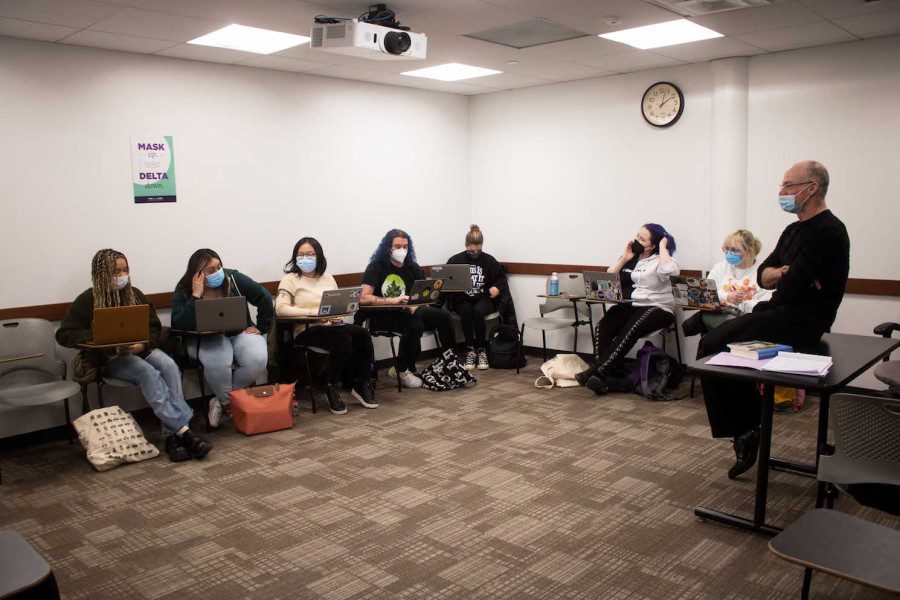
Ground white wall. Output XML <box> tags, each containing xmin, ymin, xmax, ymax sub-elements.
<box><xmin>471</xmin><ymin>36</ymin><xmax>900</xmax><ymax>384</ymax></box>
<box><xmin>0</xmin><ymin>35</ymin><xmax>471</xmax><ymax>309</ymax></box>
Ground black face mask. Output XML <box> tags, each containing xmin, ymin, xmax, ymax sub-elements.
<box><xmin>630</xmin><ymin>240</ymin><xmax>646</xmax><ymax>256</ymax></box>
<box><xmin>466</xmin><ymin>250</ymin><xmax>480</xmax><ymax>259</ymax></box>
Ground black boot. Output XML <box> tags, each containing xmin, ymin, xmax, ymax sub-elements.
<box><xmin>165</xmin><ymin>435</ymin><xmax>192</xmax><ymax>462</ymax></box>
<box><xmin>177</xmin><ymin>429</ymin><xmax>213</xmax><ymax>460</ymax></box>
<box><xmin>574</xmin><ymin>367</ymin><xmax>598</xmax><ymax>387</ymax></box>
<box><xmin>728</xmin><ymin>428</ymin><xmax>760</xmax><ymax>479</ymax></box>
<box><xmin>586</xmin><ymin>375</ymin><xmax>609</xmax><ymax>396</ymax></box>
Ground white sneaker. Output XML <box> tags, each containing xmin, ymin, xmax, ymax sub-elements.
<box><xmin>398</xmin><ymin>370</ymin><xmax>423</xmax><ymax>388</ymax></box>
<box><xmin>208</xmin><ymin>398</ymin><xmax>223</xmax><ymax>429</ymax></box>
<box><xmin>477</xmin><ymin>349</ymin><xmax>489</xmax><ymax>370</ymax></box>
<box><xmin>463</xmin><ymin>349</ymin><xmax>477</xmax><ymax>371</ymax></box>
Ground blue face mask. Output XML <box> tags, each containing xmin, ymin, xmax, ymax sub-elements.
<box><xmin>206</xmin><ymin>268</ymin><xmax>225</xmax><ymax>288</ymax></box>
<box><xmin>296</xmin><ymin>256</ymin><xmax>317</xmax><ymax>274</ymax></box>
<box><xmin>725</xmin><ymin>251</ymin><xmax>742</xmax><ymax>266</ymax></box>
<box><xmin>779</xmin><ymin>183</ymin><xmax>812</xmax><ymax>214</ymax></box>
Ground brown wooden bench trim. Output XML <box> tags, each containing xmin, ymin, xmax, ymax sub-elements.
<box><xmin>1</xmin><ymin>267</ymin><xmax>896</xmax><ymax>322</ymax></box>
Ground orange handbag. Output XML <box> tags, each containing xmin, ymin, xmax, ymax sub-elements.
<box><xmin>228</xmin><ymin>383</ymin><xmax>295</xmax><ymax>435</ymax></box>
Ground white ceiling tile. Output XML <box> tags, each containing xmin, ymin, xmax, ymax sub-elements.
<box><xmin>578</xmin><ymin>51</ymin><xmax>684</xmax><ymax>73</ymax></box>
<box><xmin>89</xmin><ymin>8</ymin><xmax>227</xmax><ymax>42</ymax></box>
<box><xmin>832</xmin><ymin>8</ymin><xmax>900</xmax><ymax>38</ymax></box>
<box><xmin>734</xmin><ymin>20</ymin><xmax>856</xmax><ymax>51</ymax></box>
<box><xmin>234</xmin><ymin>54</ymin><xmax>334</xmax><ymax>72</ymax></box>
<box><xmin>312</xmin><ymin>64</ymin><xmax>490</xmax><ymax>93</ymax></box>
<box><xmin>304</xmin><ymin>0</ymin><xmax>441</xmax><ymax>18</ymax></box>
<box><xmin>403</xmin><ymin>0</ymin><xmax>536</xmax><ymax>35</ymax></box>
<box><xmin>483</xmin><ymin>0</ymin><xmax>681</xmax><ymax>35</ymax></box>
<box><xmin>795</xmin><ymin>0</ymin><xmax>900</xmax><ymax>20</ymax></box>
<box><xmin>462</xmin><ymin>71</ymin><xmax>551</xmax><ymax>89</ymax></box>
<box><xmin>518</xmin><ymin>34</ymin><xmax>635</xmax><ymax>61</ymax></box>
<box><xmin>0</xmin><ymin>0</ymin><xmax>120</xmax><ymax>28</ymax></box>
<box><xmin>650</xmin><ymin>36</ymin><xmax>766</xmax><ymax>62</ymax></box>
<box><xmin>689</xmin><ymin>0</ymin><xmax>823</xmax><ymax>35</ymax></box>
<box><xmin>60</xmin><ymin>29</ymin><xmax>177</xmax><ymax>53</ymax></box>
<box><xmin>0</xmin><ymin>16</ymin><xmax>76</xmax><ymax>41</ymax></box>
<box><xmin>154</xmin><ymin>43</ymin><xmax>250</xmax><ymax>63</ymax></box>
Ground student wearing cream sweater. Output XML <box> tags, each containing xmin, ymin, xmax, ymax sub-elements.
<box><xmin>276</xmin><ymin>237</ymin><xmax>377</xmax><ymax>414</ymax></box>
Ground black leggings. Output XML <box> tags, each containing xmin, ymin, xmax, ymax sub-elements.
<box><xmin>370</xmin><ymin>306</ymin><xmax>454</xmax><ymax>372</ymax></box>
<box><xmin>592</xmin><ymin>304</ymin><xmax>674</xmax><ymax>376</ymax></box>
<box><xmin>294</xmin><ymin>323</ymin><xmax>374</xmax><ymax>385</ymax></box>
<box><xmin>453</xmin><ymin>295</ymin><xmax>497</xmax><ymax>349</ymax></box>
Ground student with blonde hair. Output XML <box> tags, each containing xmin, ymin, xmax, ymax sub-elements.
<box><xmin>446</xmin><ymin>225</ymin><xmax>506</xmax><ymax>370</ymax></box>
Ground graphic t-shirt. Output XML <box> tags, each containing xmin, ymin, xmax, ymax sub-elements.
<box><xmin>446</xmin><ymin>251</ymin><xmax>504</xmax><ymax>299</ymax></box>
<box><xmin>361</xmin><ymin>261</ymin><xmax>425</xmax><ymax>298</ymax></box>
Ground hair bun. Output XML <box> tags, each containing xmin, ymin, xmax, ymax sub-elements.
<box><xmin>470</xmin><ymin>224</ymin><xmax>480</xmax><ymax>231</ymax></box>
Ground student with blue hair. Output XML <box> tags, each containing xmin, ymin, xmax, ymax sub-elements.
<box><xmin>359</xmin><ymin>228</ymin><xmax>456</xmax><ymax>388</ymax></box>
<box><xmin>576</xmin><ymin>223</ymin><xmax>680</xmax><ymax>395</ymax></box>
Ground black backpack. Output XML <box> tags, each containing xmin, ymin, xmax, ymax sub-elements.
<box><xmin>488</xmin><ymin>325</ymin><xmax>526</xmax><ymax>369</ymax></box>
<box><xmin>606</xmin><ymin>342</ymin><xmax>684</xmax><ymax>401</ymax></box>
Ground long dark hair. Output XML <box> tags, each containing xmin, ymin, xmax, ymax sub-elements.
<box><xmin>91</xmin><ymin>248</ymin><xmax>137</xmax><ymax>308</ymax></box>
<box><xmin>283</xmin><ymin>237</ymin><xmax>327</xmax><ymax>277</ymax></box>
<box><xmin>643</xmin><ymin>223</ymin><xmax>676</xmax><ymax>255</ymax></box>
<box><xmin>176</xmin><ymin>248</ymin><xmax>223</xmax><ymax>294</ymax></box>
<box><xmin>370</xmin><ymin>228</ymin><xmax>416</xmax><ymax>265</ymax></box>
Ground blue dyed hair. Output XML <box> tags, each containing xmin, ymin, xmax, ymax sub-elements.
<box><xmin>643</xmin><ymin>223</ymin><xmax>676</xmax><ymax>255</ymax></box>
<box><xmin>370</xmin><ymin>228</ymin><xmax>417</xmax><ymax>265</ymax></box>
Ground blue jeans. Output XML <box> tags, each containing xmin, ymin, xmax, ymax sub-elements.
<box><xmin>187</xmin><ymin>333</ymin><xmax>268</xmax><ymax>405</ymax></box>
<box><xmin>103</xmin><ymin>349</ymin><xmax>193</xmax><ymax>437</ymax></box>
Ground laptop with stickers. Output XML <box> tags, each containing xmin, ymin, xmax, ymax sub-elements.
<box><xmin>317</xmin><ymin>287</ymin><xmax>362</xmax><ymax>316</ymax></box>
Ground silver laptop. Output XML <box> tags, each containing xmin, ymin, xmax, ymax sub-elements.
<box><xmin>429</xmin><ymin>264</ymin><xmax>473</xmax><ymax>292</ymax></box>
<box><xmin>670</xmin><ymin>276</ymin><xmax>738</xmax><ymax>313</ymax></box>
<box><xmin>583</xmin><ymin>271</ymin><xmax>629</xmax><ymax>302</ymax></box>
<box><xmin>317</xmin><ymin>287</ymin><xmax>362</xmax><ymax>316</ymax></box>
<box><xmin>195</xmin><ymin>296</ymin><xmax>248</xmax><ymax>332</ymax></box>
<box><xmin>405</xmin><ymin>278</ymin><xmax>444</xmax><ymax>305</ymax></box>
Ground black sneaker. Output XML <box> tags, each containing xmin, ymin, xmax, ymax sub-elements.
<box><xmin>325</xmin><ymin>385</ymin><xmax>347</xmax><ymax>415</ymax></box>
<box><xmin>351</xmin><ymin>381</ymin><xmax>378</xmax><ymax>408</ymax></box>
<box><xmin>177</xmin><ymin>429</ymin><xmax>213</xmax><ymax>460</ymax></box>
<box><xmin>165</xmin><ymin>435</ymin><xmax>192</xmax><ymax>462</ymax></box>
<box><xmin>575</xmin><ymin>367</ymin><xmax>597</xmax><ymax>387</ymax></box>
<box><xmin>728</xmin><ymin>428</ymin><xmax>760</xmax><ymax>479</ymax></box>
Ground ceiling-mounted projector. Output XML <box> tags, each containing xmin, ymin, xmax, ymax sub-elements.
<box><xmin>311</xmin><ymin>3</ymin><xmax>426</xmax><ymax>60</ymax></box>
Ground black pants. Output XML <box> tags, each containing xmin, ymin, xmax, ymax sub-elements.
<box><xmin>698</xmin><ymin>306</ymin><xmax>817</xmax><ymax>439</ymax></box>
<box><xmin>370</xmin><ymin>306</ymin><xmax>455</xmax><ymax>372</ymax></box>
<box><xmin>452</xmin><ymin>295</ymin><xmax>497</xmax><ymax>350</ymax></box>
<box><xmin>592</xmin><ymin>304</ymin><xmax>674</xmax><ymax>376</ymax></box>
<box><xmin>294</xmin><ymin>323</ymin><xmax>374</xmax><ymax>385</ymax></box>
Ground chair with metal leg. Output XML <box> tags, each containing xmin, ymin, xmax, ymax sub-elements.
<box><xmin>0</xmin><ymin>319</ymin><xmax>81</xmax><ymax>484</ymax></box>
<box><xmin>768</xmin><ymin>392</ymin><xmax>900</xmax><ymax>599</ymax></box>
<box><xmin>520</xmin><ymin>273</ymin><xmax>592</xmax><ymax>367</ymax></box>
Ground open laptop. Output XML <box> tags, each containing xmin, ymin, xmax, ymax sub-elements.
<box><xmin>583</xmin><ymin>271</ymin><xmax>630</xmax><ymax>302</ymax></box>
<box><xmin>317</xmin><ymin>287</ymin><xmax>362</xmax><ymax>317</ymax></box>
<box><xmin>404</xmin><ymin>278</ymin><xmax>444</xmax><ymax>305</ymax></box>
<box><xmin>428</xmin><ymin>264</ymin><xmax>473</xmax><ymax>292</ymax></box>
<box><xmin>670</xmin><ymin>276</ymin><xmax>739</xmax><ymax>313</ymax></box>
<box><xmin>85</xmin><ymin>305</ymin><xmax>150</xmax><ymax>346</ymax></box>
<box><xmin>196</xmin><ymin>296</ymin><xmax>248</xmax><ymax>333</ymax></box>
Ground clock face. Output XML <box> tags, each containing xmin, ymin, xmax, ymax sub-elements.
<box><xmin>642</xmin><ymin>82</ymin><xmax>684</xmax><ymax>128</ymax></box>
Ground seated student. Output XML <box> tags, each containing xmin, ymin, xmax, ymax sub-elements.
<box><xmin>575</xmin><ymin>224</ymin><xmax>680</xmax><ymax>395</ymax></box>
<box><xmin>359</xmin><ymin>229</ymin><xmax>456</xmax><ymax>389</ymax></box>
<box><xmin>699</xmin><ymin>160</ymin><xmax>849</xmax><ymax>479</ymax></box>
<box><xmin>684</xmin><ymin>229</ymin><xmax>772</xmax><ymax>336</ymax></box>
<box><xmin>446</xmin><ymin>224</ymin><xmax>505</xmax><ymax>371</ymax></box>
<box><xmin>171</xmin><ymin>249</ymin><xmax>271</xmax><ymax>428</ymax></box>
<box><xmin>275</xmin><ymin>237</ymin><xmax>377</xmax><ymax>414</ymax></box>
<box><xmin>56</xmin><ymin>249</ymin><xmax>212</xmax><ymax>462</ymax></box>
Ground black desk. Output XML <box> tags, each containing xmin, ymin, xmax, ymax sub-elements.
<box><xmin>691</xmin><ymin>332</ymin><xmax>899</xmax><ymax>536</ymax></box>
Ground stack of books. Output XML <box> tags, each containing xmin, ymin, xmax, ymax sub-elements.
<box><xmin>728</xmin><ymin>341</ymin><xmax>793</xmax><ymax>359</ymax></box>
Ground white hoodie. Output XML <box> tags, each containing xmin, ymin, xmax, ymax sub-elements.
<box><xmin>706</xmin><ymin>260</ymin><xmax>772</xmax><ymax>314</ymax></box>
<box><xmin>627</xmin><ymin>254</ymin><xmax>681</xmax><ymax>313</ymax></box>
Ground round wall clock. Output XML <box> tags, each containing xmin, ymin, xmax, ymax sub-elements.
<box><xmin>642</xmin><ymin>81</ymin><xmax>684</xmax><ymax>128</ymax></box>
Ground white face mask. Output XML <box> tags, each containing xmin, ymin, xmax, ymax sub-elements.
<box><xmin>115</xmin><ymin>275</ymin><xmax>129</xmax><ymax>290</ymax></box>
<box><xmin>391</xmin><ymin>248</ymin><xmax>408</xmax><ymax>264</ymax></box>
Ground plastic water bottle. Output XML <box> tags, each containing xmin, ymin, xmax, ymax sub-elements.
<box><xmin>549</xmin><ymin>272</ymin><xmax>559</xmax><ymax>296</ymax></box>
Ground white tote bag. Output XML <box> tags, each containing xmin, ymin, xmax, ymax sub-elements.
<box><xmin>534</xmin><ymin>354</ymin><xmax>590</xmax><ymax>389</ymax></box>
<box><xmin>73</xmin><ymin>406</ymin><xmax>159</xmax><ymax>471</ymax></box>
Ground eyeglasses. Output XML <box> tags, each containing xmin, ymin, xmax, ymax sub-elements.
<box><xmin>296</xmin><ymin>252</ymin><xmax>316</xmax><ymax>259</ymax></box>
<box><xmin>780</xmin><ymin>181</ymin><xmax>812</xmax><ymax>190</ymax></box>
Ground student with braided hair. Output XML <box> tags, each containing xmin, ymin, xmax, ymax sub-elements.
<box><xmin>575</xmin><ymin>224</ymin><xmax>680</xmax><ymax>396</ymax></box>
<box><xmin>57</xmin><ymin>249</ymin><xmax>212</xmax><ymax>462</ymax></box>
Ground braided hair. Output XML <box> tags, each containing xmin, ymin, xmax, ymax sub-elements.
<box><xmin>91</xmin><ymin>249</ymin><xmax>137</xmax><ymax>309</ymax></box>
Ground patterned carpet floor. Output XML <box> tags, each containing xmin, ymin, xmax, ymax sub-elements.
<box><xmin>1</xmin><ymin>363</ymin><xmax>897</xmax><ymax>599</ymax></box>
